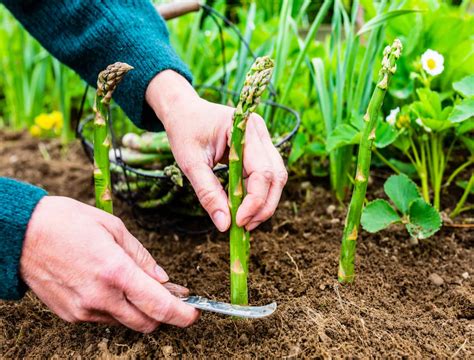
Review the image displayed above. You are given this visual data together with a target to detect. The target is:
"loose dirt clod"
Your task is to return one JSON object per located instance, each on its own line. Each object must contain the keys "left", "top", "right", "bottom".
{"left": 429, "top": 273, "right": 445, "bottom": 286}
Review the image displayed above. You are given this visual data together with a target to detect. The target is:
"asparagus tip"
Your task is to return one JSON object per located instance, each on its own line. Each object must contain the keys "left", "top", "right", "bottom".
{"left": 97, "top": 62, "right": 134, "bottom": 104}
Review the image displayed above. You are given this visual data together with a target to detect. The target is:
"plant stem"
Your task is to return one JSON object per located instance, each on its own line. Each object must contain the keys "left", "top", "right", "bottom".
{"left": 229, "top": 56, "right": 274, "bottom": 305}
{"left": 450, "top": 173, "right": 474, "bottom": 218}
{"left": 445, "top": 158, "right": 473, "bottom": 187}
{"left": 93, "top": 62, "right": 133, "bottom": 214}
{"left": 338, "top": 39, "right": 402, "bottom": 284}
{"left": 419, "top": 138, "right": 430, "bottom": 204}
{"left": 374, "top": 149, "right": 401, "bottom": 174}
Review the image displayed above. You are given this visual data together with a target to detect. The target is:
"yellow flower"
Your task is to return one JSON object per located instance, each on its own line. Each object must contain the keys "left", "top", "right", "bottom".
{"left": 34, "top": 113, "right": 55, "bottom": 130}
{"left": 396, "top": 114, "right": 410, "bottom": 129}
{"left": 50, "top": 111, "right": 64, "bottom": 130}
{"left": 33, "top": 111, "right": 64, "bottom": 131}
{"left": 29, "top": 124, "right": 42, "bottom": 137}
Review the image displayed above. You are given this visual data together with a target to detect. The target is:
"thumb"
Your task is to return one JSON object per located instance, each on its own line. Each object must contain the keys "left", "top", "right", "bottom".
{"left": 183, "top": 163, "right": 230, "bottom": 232}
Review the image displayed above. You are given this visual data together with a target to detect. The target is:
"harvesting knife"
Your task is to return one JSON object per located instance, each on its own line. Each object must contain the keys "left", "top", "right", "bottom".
{"left": 181, "top": 296, "right": 277, "bottom": 319}
{"left": 163, "top": 282, "right": 277, "bottom": 319}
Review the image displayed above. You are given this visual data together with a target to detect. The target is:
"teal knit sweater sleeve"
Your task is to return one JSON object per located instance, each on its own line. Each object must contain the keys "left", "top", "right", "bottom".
{"left": 0, "top": 178, "right": 47, "bottom": 300}
{"left": 1, "top": 0, "right": 192, "bottom": 131}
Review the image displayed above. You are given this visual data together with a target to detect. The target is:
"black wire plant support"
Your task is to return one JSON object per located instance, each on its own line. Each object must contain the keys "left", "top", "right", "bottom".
{"left": 77, "top": 4, "right": 300, "bottom": 234}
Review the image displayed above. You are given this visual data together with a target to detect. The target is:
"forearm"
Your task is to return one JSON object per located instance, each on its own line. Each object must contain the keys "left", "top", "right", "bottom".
{"left": 1, "top": 0, "right": 192, "bottom": 131}
{"left": 0, "top": 178, "right": 47, "bottom": 300}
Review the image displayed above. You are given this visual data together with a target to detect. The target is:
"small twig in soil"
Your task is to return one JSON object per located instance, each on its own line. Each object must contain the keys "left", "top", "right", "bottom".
{"left": 38, "top": 142, "right": 51, "bottom": 161}
{"left": 451, "top": 338, "right": 468, "bottom": 358}
{"left": 333, "top": 283, "right": 346, "bottom": 311}
{"left": 443, "top": 223, "right": 474, "bottom": 228}
{"left": 286, "top": 251, "right": 304, "bottom": 281}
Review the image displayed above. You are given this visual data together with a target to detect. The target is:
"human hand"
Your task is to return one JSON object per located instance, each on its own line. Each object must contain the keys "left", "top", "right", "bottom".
{"left": 21, "top": 196, "right": 200, "bottom": 333}
{"left": 146, "top": 70, "right": 287, "bottom": 232}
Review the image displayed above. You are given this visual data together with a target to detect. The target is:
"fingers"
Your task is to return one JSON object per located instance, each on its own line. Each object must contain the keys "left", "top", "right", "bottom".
{"left": 237, "top": 114, "right": 288, "bottom": 230}
{"left": 99, "top": 216, "right": 169, "bottom": 283}
{"left": 108, "top": 300, "right": 160, "bottom": 333}
{"left": 237, "top": 168, "right": 272, "bottom": 225}
{"left": 117, "top": 261, "right": 200, "bottom": 328}
{"left": 85, "top": 312, "right": 120, "bottom": 327}
{"left": 183, "top": 162, "right": 230, "bottom": 232}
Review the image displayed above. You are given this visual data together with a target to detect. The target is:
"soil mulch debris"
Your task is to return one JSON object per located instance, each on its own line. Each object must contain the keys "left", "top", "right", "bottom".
{"left": 0, "top": 130, "right": 473, "bottom": 358}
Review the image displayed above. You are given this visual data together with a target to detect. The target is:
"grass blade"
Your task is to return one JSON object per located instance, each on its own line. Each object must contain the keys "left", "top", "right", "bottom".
{"left": 357, "top": 9, "right": 422, "bottom": 36}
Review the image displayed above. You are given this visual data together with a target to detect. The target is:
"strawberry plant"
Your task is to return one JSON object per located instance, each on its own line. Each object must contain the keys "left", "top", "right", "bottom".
{"left": 361, "top": 174, "right": 442, "bottom": 244}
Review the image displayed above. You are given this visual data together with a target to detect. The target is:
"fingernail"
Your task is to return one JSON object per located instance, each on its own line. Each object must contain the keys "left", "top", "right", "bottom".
{"left": 212, "top": 210, "right": 228, "bottom": 232}
{"left": 163, "top": 282, "right": 190, "bottom": 298}
{"left": 246, "top": 221, "right": 259, "bottom": 231}
{"left": 154, "top": 265, "right": 169, "bottom": 283}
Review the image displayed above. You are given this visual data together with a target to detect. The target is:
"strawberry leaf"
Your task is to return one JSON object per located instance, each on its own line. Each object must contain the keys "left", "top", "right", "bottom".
{"left": 406, "top": 198, "right": 442, "bottom": 240}
{"left": 361, "top": 199, "right": 401, "bottom": 233}
{"left": 384, "top": 174, "right": 421, "bottom": 214}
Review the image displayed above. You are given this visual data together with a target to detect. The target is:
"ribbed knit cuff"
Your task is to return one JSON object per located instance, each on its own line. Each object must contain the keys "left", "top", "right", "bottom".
{"left": 0, "top": 178, "right": 47, "bottom": 300}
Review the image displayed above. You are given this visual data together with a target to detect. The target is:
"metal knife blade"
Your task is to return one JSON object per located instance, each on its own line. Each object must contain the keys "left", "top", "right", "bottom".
{"left": 181, "top": 296, "right": 277, "bottom": 319}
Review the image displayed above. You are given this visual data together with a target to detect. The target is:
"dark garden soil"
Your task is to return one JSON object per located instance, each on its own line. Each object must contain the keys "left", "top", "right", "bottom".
{"left": 0, "top": 130, "right": 473, "bottom": 358}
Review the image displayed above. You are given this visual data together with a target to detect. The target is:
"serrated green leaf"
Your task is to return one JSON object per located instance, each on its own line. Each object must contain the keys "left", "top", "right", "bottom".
{"left": 453, "top": 74, "right": 474, "bottom": 98}
{"left": 406, "top": 198, "right": 442, "bottom": 240}
{"left": 416, "top": 88, "right": 442, "bottom": 118}
{"left": 375, "top": 121, "right": 400, "bottom": 148}
{"left": 361, "top": 199, "right": 401, "bottom": 233}
{"left": 384, "top": 174, "right": 421, "bottom": 214}
{"left": 449, "top": 98, "right": 474, "bottom": 123}
{"left": 393, "top": 134, "right": 410, "bottom": 153}
{"left": 389, "top": 159, "right": 418, "bottom": 177}
{"left": 456, "top": 118, "right": 474, "bottom": 136}
{"left": 326, "top": 124, "right": 361, "bottom": 152}
{"left": 357, "top": 9, "right": 422, "bottom": 36}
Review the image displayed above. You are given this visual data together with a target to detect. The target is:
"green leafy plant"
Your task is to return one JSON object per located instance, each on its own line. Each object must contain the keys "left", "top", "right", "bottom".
{"left": 361, "top": 174, "right": 442, "bottom": 242}
{"left": 372, "top": 72, "right": 474, "bottom": 214}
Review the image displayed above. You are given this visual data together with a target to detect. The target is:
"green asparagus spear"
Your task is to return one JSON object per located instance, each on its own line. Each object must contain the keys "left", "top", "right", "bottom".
{"left": 229, "top": 56, "right": 274, "bottom": 305}
{"left": 110, "top": 163, "right": 166, "bottom": 178}
{"left": 109, "top": 147, "right": 172, "bottom": 166}
{"left": 122, "top": 132, "right": 171, "bottom": 154}
{"left": 93, "top": 62, "right": 133, "bottom": 213}
{"left": 338, "top": 39, "right": 403, "bottom": 283}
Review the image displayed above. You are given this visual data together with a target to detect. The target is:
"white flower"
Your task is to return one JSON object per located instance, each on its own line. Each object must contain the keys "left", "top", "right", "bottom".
{"left": 415, "top": 118, "right": 432, "bottom": 133}
{"left": 386, "top": 107, "right": 400, "bottom": 126}
{"left": 421, "top": 49, "right": 444, "bottom": 76}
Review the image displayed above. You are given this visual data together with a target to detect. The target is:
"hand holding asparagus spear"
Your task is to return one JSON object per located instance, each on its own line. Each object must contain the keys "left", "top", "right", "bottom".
{"left": 229, "top": 56, "right": 274, "bottom": 305}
